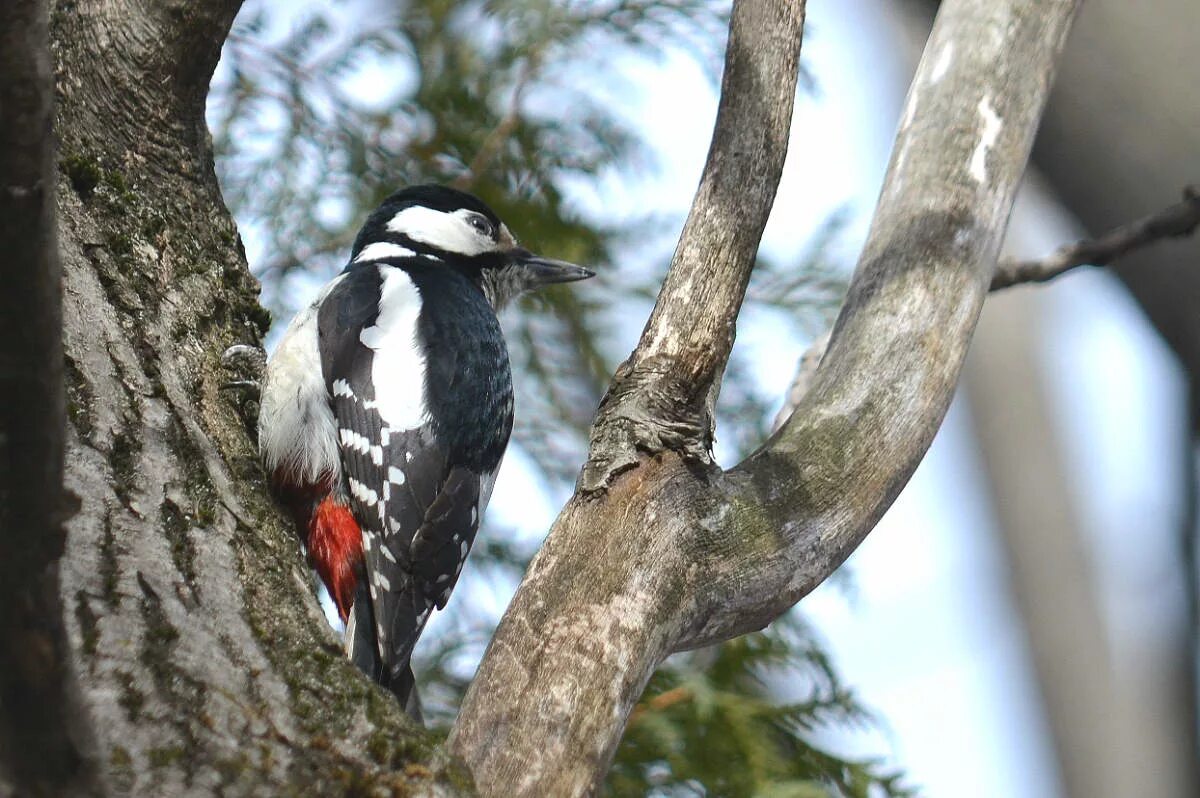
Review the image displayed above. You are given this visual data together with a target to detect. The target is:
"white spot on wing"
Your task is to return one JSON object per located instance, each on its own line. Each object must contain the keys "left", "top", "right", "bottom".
{"left": 359, "top": 267, "right": 428, "bottom": 430}
{"left": 349, "top": 477, "right": 379, "bottom": 505}
{"left": 339, "top": 428, "right": 371, "bottom": 454}
{"left": 969, "top": 96, "right": 1002, "bottom": 183}
{"left": 388, "top": 466, "right": 406, "bottom": 486}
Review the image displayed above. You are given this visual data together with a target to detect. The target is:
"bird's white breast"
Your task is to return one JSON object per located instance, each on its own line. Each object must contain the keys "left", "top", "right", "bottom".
{"left": 259, "top": 275, "right": 345, "bottom": 485}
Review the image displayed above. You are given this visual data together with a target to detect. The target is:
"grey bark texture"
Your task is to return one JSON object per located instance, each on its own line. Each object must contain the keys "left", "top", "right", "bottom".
{"left": 45, "top": 1, "right": 467, "bottom": 794}
{"left": 448, "top": 0, "right": 1080, "bottom": 794}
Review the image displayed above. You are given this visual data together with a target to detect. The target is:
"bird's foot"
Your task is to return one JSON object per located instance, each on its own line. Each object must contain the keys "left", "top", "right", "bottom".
{"left": 221, "top": 343, "right": 267, "bottom": 433}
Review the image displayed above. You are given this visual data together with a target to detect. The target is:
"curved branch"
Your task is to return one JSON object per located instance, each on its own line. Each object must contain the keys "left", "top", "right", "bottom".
{"left": 688, "top": 0, "right": 1081, "bottom": 647}
{"left": 579, "top": 0, "right": 806, "bottom": 492}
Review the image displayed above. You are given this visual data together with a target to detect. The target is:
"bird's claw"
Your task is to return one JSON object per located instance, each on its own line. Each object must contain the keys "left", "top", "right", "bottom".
{"left": 220, "top": 379, "right": 261, "bottom": 395}
{"left": 222, "top": 343, "right": 267, "bottom": 377}
{"left": 221, "top": 343, "right": 266, "bottom": 434}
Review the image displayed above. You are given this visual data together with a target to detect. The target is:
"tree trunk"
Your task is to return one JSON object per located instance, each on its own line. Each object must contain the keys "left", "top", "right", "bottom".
{"left": 0, "top": 1, "right": 97, "bottom": 794}
{"left": 45, "top": 2, "right": 465, "bottom": 794}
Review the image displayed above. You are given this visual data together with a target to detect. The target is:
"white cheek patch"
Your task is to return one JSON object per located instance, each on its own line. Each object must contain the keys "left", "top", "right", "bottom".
{"left": 358, "top": 266, "right": 428, "bottom": 430}
{"left": 386, "top": 206, "right": 496, "bottom": 256}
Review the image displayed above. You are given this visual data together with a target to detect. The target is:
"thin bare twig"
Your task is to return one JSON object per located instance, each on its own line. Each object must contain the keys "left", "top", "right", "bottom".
{"left": 991, "top": 184, "right": 1200, "bottom": 289}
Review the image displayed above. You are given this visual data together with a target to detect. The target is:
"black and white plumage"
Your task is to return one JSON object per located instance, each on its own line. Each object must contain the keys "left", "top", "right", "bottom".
{"left": 258, "top": 185, "right": 593, "bottom": 713}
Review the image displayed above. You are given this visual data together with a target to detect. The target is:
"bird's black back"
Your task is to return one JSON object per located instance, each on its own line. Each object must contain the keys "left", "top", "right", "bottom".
{"left": 317, "top": 257, "right": 514, "bottom": 709}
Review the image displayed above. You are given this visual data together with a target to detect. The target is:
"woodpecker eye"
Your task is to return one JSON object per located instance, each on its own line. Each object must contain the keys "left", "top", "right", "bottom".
{"left": 467, "top": 214, "right": 494, "bottom": 238}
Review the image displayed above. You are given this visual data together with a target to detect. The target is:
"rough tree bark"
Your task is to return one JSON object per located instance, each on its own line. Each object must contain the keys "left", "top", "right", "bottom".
{"left": 449, "top": 0, "right": 1080, "bottom": 794}
{"left": 11, "top": 0, "right": 1084, "bottom": 794}
{"left": 45, "top": 1, "right": 465, "bottom": 794}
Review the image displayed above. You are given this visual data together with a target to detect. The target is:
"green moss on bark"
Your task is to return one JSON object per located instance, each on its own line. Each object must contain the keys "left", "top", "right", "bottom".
{"left": 115, "top": 669, "right": 145, "bottom": 722}
{"left": 63, "top": 355, "right": 95, "bottom": 441}
{"left": 99, "top": 510, "right": 120, "bottom": 608}
{"left": 74, "top": 590, "right": 99, "bottom": 662}
{"left": 62, "top": 152, "right": 102, "bottom": 197}
{"left": 159, "top": 498, "right": 198, "bottom": 589}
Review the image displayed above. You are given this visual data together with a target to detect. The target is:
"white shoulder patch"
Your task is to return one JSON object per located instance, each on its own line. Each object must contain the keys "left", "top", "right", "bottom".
{"left": 358, "top": 266, "right": 428, "bottom": 430}
{"left": 354, "top": 242, "right": 418, "bottom": 262}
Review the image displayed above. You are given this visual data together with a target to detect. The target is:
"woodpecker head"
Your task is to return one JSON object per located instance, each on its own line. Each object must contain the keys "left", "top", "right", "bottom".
{"left": 349, "top": 185, "right": 594, "bottom": 308}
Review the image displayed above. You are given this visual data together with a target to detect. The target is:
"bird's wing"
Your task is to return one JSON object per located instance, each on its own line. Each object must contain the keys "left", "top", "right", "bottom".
{"left": 317, "top": 264, "right": 484, "bottom": 694}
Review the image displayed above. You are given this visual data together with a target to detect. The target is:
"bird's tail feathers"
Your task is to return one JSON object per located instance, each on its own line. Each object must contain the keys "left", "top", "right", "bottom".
{"left": 345, "top": 579, "right": 431, "bottom": 720}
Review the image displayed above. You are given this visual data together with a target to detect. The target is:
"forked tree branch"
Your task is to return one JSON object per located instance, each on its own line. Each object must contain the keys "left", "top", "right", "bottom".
{"left": 452, "top": 0, "right": 807, "bottom": 792}
{"left": 692, "top": 0, "right": 1081, "bottom": 646}
{"left": 775, "top": 184, "right": 1200, "bottom": 429}
{"left": 452, "top": 0, "right": 1079, "bottom": 794}
{"left": 578, "top": 0, "right": 807, "bottom": 492}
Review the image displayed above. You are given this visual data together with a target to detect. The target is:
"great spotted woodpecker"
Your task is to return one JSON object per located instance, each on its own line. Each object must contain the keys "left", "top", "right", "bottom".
{"left": 258, "top": 185, "right": 593, "bottom": 712}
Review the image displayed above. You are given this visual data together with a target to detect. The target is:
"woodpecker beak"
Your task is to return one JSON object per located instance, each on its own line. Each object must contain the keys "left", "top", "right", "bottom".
{"left": 513, "top": 250, "right": 595, "bottom": 287}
